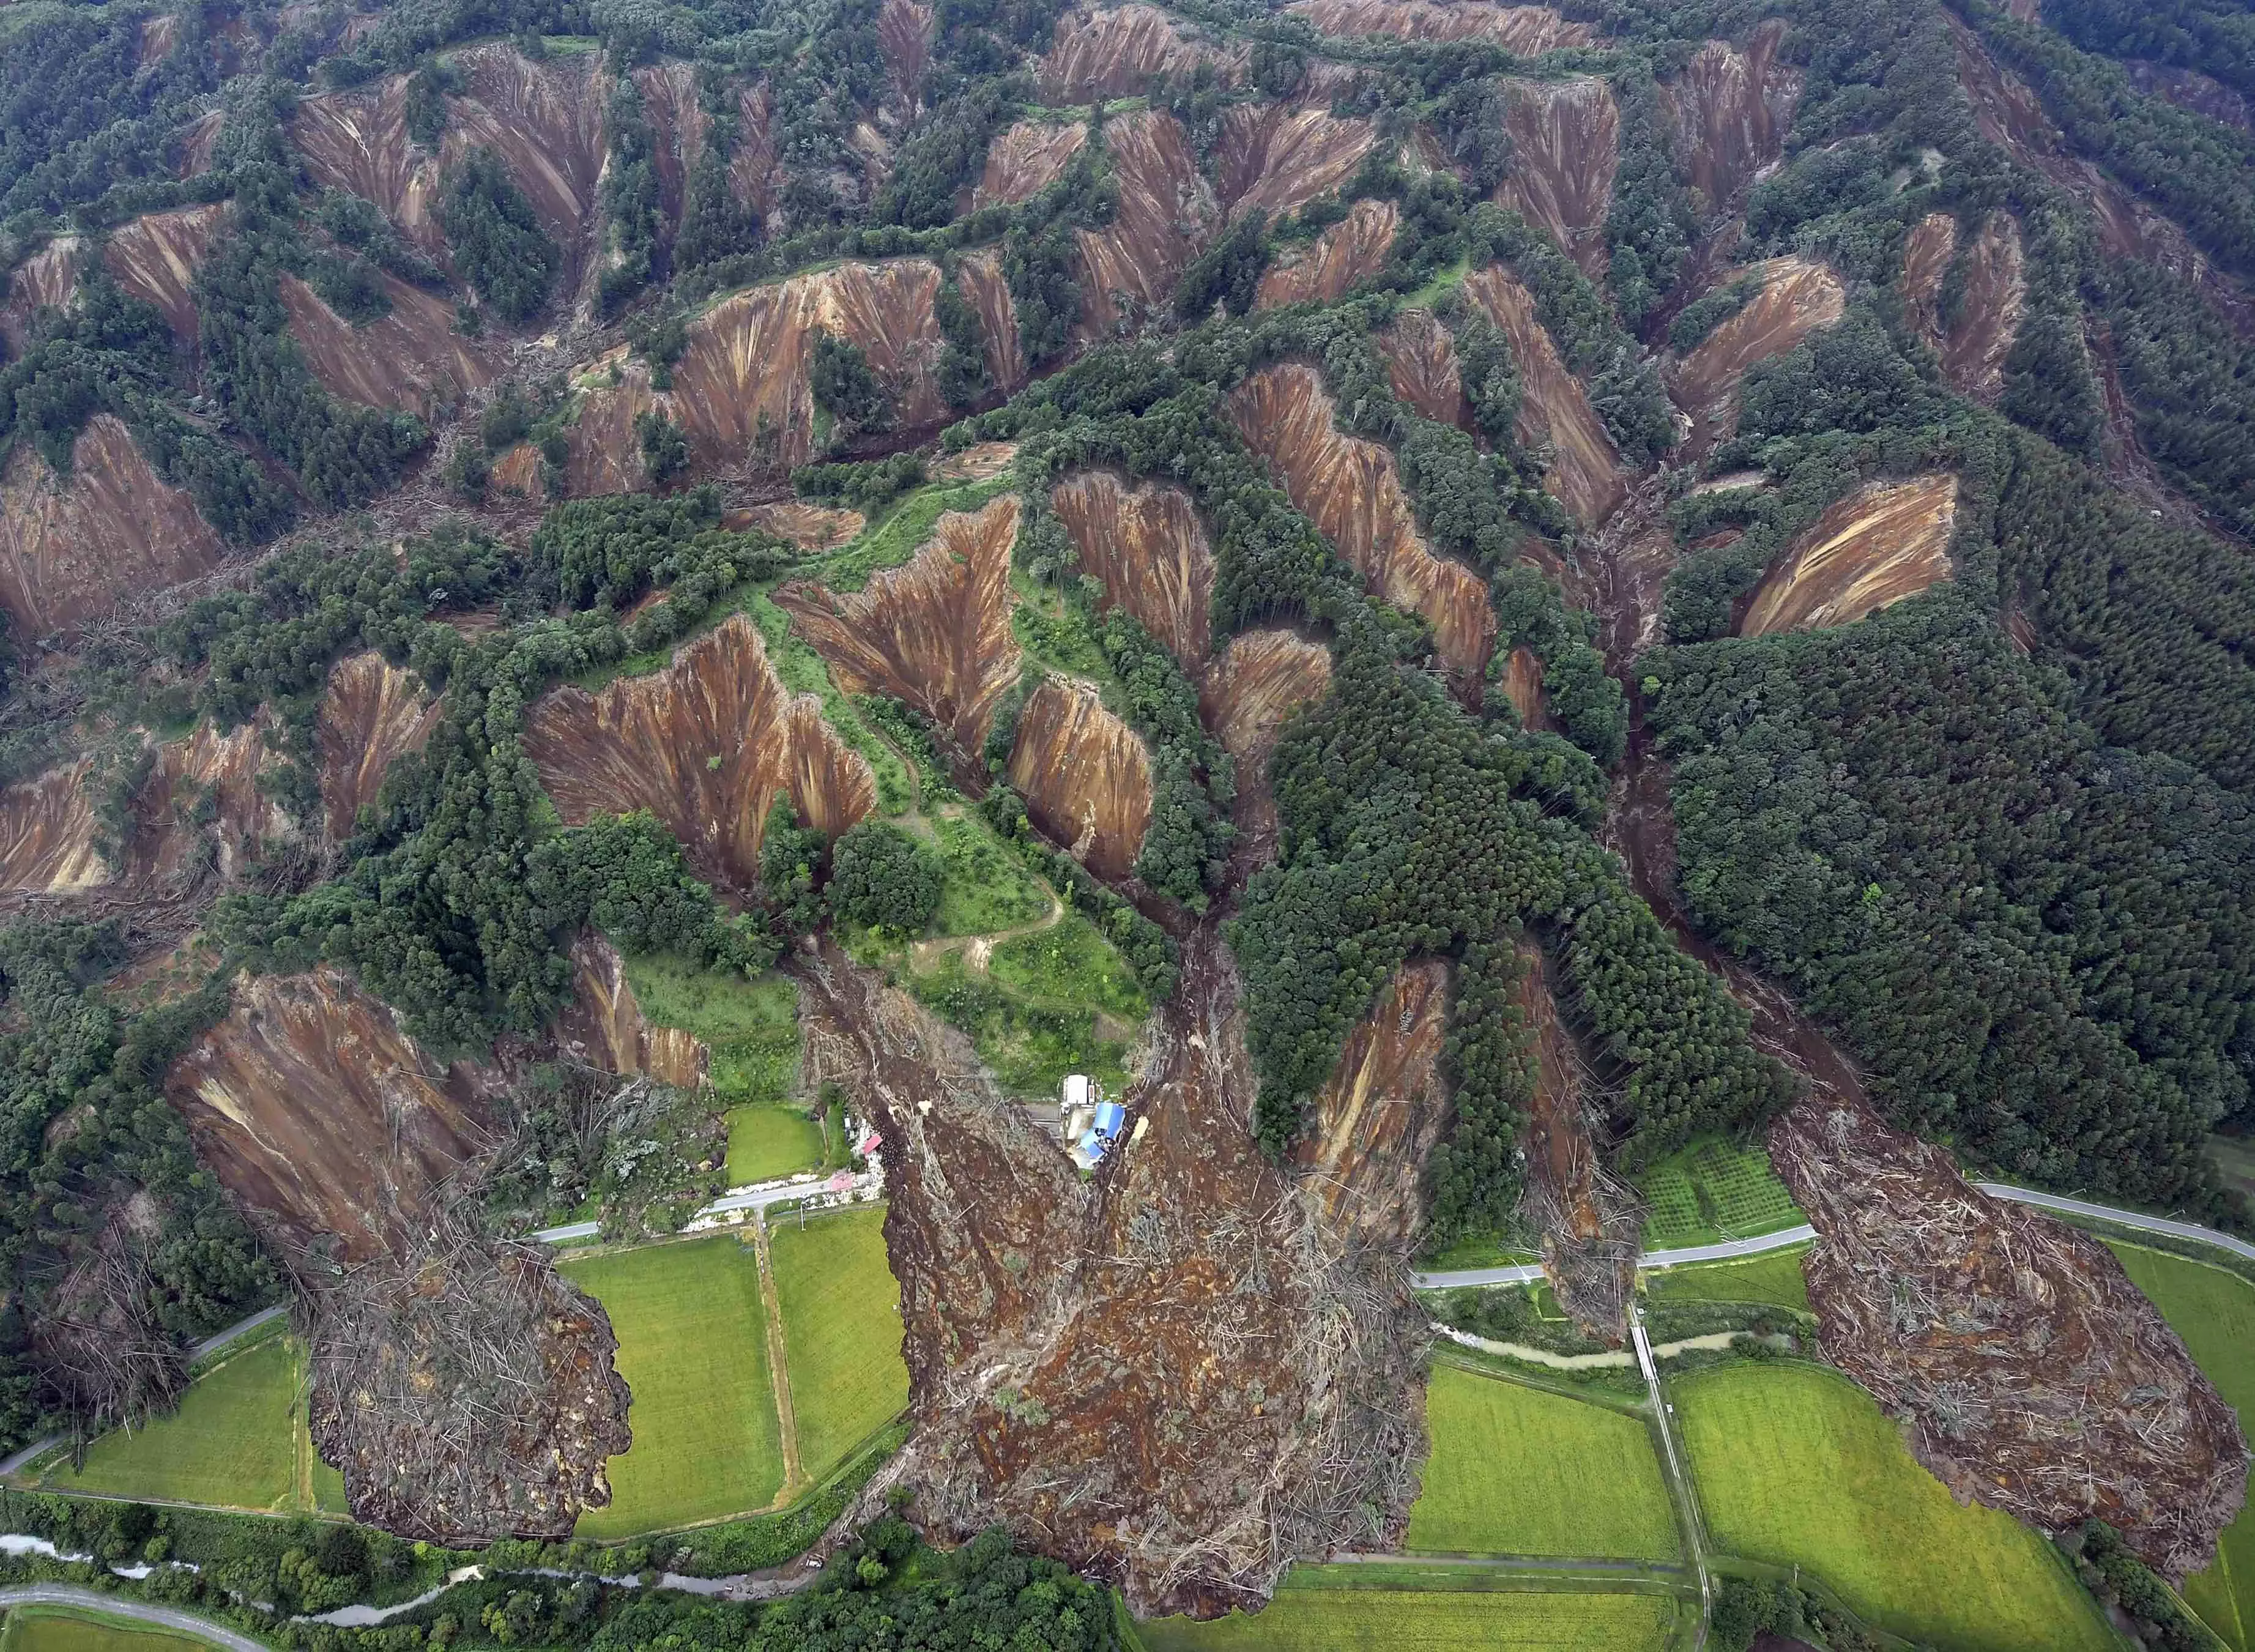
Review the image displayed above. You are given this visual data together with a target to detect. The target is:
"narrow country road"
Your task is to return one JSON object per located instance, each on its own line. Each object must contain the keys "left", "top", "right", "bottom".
{"left": 0, "top": 1584, "right": 264, "bottom": 1652}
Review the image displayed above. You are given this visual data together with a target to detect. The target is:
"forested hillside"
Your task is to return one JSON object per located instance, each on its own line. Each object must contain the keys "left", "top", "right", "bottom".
{"left": 0, "top": 0, "right": 2246, "bottom": 1620}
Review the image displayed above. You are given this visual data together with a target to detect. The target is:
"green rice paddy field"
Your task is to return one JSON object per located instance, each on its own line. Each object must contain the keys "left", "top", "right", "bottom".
{"left": 770, "top": 1205, "right": 910, "bottom": 1484}
{"left": 1137, "top": 1569, "right": 1682, "bottom": 1651}
{"left": 2108, "top": 1242, "right": 2255, "bottom": 1650}
{"left": 0, "top": 1607, "right": 212, "bottom": 1652}
{"left": 1675, "top": 1362, "right": 2115, "bottom": 1652}
{"left": 1406, "top": 1366, "right": 1676, "bottom": 1561}
{"left": 1643, "top": 1246, "right": 1812, "bottom": 1312}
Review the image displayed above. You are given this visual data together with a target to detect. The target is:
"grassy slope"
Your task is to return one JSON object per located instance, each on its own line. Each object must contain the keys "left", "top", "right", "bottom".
{"left": 562, "top": 1236, "right": 784, "bottom": 1538}
{"left": 40, "top": 1334, "right": 302, "bottom": 1511}
{"left": 0, "top": 1607, "right": 212, "bottom": 1652}
{"left": 1139, "top": 1571, "right": 1679, "bottom": 1650}
{"left": 932, "top": 813, "right": 1050, "bottom": 937}
{"left": 622, "top": 956, "right": 800, "bottom": 1103}
{"left": 1406, "top": 1366, "right": 1677, "bottom": 1561}
{"left": 1635, "top": 1136, "right": 1805, "bottom": 1249}
{"left": 1643, "top": 1248, "right": 1812, "bottom": 1313}
{"left": 2109, "top": 1241, "right": 2255, "bottom": 1650}
{"left": 1675, "top": 1363, "right": 2115, "bottom": 1652}
{"left": 768, "top": 1207, "right": 908, "bottom": 1483}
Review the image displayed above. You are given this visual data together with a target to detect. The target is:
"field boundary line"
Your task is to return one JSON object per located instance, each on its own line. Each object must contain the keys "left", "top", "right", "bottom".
{"left": 752, "top": 1216, "right": 804, "bottom": 1497}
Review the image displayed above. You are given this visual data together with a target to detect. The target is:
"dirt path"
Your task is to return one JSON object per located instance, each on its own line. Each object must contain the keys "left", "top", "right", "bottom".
{"left": 751, "top": 1218, "right": 804, "bottom": 1497}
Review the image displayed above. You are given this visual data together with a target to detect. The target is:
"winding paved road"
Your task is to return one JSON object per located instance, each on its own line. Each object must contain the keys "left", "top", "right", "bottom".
{"left": 0, "top": 1584, "right": 263, "bottom": 1652}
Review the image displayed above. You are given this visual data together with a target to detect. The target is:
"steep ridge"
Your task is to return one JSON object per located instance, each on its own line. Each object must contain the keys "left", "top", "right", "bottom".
{"left": 554, "top": 931, "right": 710, "bottom": 1089}
{"left": 1254, "top": 198, "right": 1399, "bottom": 309}
{"left": 1049, "top": 472, "right": 1215, "bottom": 666}
{"left": 1378, "top": 307, "right": 1467, "bottom": 424}
{"left": 1004, "top": 674, "right": 1153, "bottom": 879}
{"left": 1296, "top": 961, "right": 1450, "bottom": 1250}
{"left": 523, "top": 612, "right": 877, "bottom": 899}
{"left": 955, "top": 248, "right": 1026, "bottom": 390}
{"left": 291, "top": 76, "right": 447, "bottom": 253}
{"left": 1739, "top": 474, "right": 1959, "bottom": 637}
{"left": 1229, "top": 362, "right": 1495, "bottom": 701}
{"left": 164, "top": 967, "right": 497, "bottom": 1264}
{"left": 1671, "top": 256, "right": 1847, "bottom": 456}
{"left": 104, "top": 204, "right": 227, "bottom": 342}
{"left": 1464, "top": 266, "right": 1627, "bottom": 528}
{"left": 1285, "top": 0, "right": 1589, "bottom": 52}
{"left": 1214, "top": 105, "right": 1375, "bottom": 223}
{"left": 0, "top": 761, "right": 105, "bottom": 894}
{"left": 775, "top": 495, "right": 1022, "bottom": 775}
{"left": 1496, "top": 77, "right": 1619, "bottom": 279}
{"left": 1901, "top": 213, "right": 2025, "bottom": 404}
{"left": 1772, "top": 1094, "right": 2247, "bottom": 1580}
{"left": 879, "top": 0, "right": 937, "bottom": 113}
{"left": 1197, "top": 628, "right": 1332, "bottom": 846}
{"left": 1662, "top": 21, "right": 1802, "bottom": 217}
{"left": 0, "top": 414, "right": 225, "bottom": 636}
{"left": 444, "top": 45, "right": 609, "bottom": 255}
{"left": 804, "top": 929, "right": 1422, "bottom": 1615}
{"left": 970, "top": 121, "right": 1087, "bottom": 210}
{"left": 1038, "top": 4, "right": 1239, "bottom": 103}
{"left": 316, "top": 652, "right": 444, "bottom": 844}
{"left": 567, "top": 259, "right": 950, "bottom": 485}
{"left": 1076, "top": 110, "right": 1213, "bottom": 335}
{"left": 633, "top": 60, "right": 708, "bottom": 251}
{"left": 280, "top": 271, "right": 495, "bottom": 417}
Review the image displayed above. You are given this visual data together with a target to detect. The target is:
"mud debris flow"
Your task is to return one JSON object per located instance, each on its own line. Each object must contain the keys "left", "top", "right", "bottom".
{"left": 1254, "top": 199, "right": 1400, "bottom": 311}
{"left": 280, "top": 272, "right": 496, "bottom": 418}
{"left": 1296, "top": 962, "right": 1450, "bottom": 1250}
{"left": 1465, "top": 266, "right": 1627, "bottom": 529}
{"left": 1215, "top": 105, "right": 1375, "bottom": 223}
{"left": 1049, "top": 472, "right": 1216, "bottom": 666}
{"left": 524, "top": 612, "right": 878, "bottom": 899}
{"left": 1661, "top": 21, "right": 1802, "bottom": 216}
{"left": 1285, "top": 0, "right": 1589, "bottom": 52}
{"left": 971, "top": 121, "right": 1087, "bottom": 211}
{"left": 1901, "top": 212, "right": 2026, "bottom": 405}
{"left": 0, "top": 761, "right": 105, "bottom": 895}
{"left": 1075, "top": 111, "right": 1212, "bottom": 336}
{"left": 1738, "top": 475, "right": 1960, "bottom": 637}
{"left": 1038, "top": 4, "right": 1239, "bottom": 103}
{"left": 1377, "top": 308, "right": 1468, "bottom": 425}
{"left": 1196, "top": 628, "right": 1333, "bottom": 848}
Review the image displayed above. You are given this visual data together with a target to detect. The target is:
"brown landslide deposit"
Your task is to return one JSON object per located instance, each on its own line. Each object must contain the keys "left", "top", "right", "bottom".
{"left": 1901, "top": 212, "right": 2026, "bottom": 404}
{"left": 1049, "top": 472, "right": 1215, "bottom": 665}
{"left": 1496, "top": 78, "right": 1619, "bottom": 280}
{"left": 1004, "top": 676, "right": 1153, "bottom": 880}
{"left": 316, "top": 652, "right": 444, "bottom": 844}
{"left": 1738, "top": 474, "right": 1959, "bottom": 636}
{"left": 1465, "top": 266, "right": 1627, "bottom": 529}
{"left": 1671, "top": 257, "right": 1847, "bottom": 456}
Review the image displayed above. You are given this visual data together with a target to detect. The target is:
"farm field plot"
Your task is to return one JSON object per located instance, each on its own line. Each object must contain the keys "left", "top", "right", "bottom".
{"left": 561, "top": 1235, "right": 784, "bottom": 1538}
{"left": 1636, "top": 1136, "right": 1804, "bottom": 1248}
{"left": 624, "top": 957, "right": 800, "bottom": 1103}
{"left": 0, "top": 1606, "right": 212, "bottom": 1652}
{"left": 34, "top": 1330, "right": 315, "bottom": 1513}
{"left": 725, "top": 1104, "right": 827, "bottom": 1186}
{"left": 1406, "top": 1365, "right": 1677, "bottom": 1560}
{"left": 1139, "top": 1569, "right": 1681, "bottom": 1650}
{"left": 2109, "top": 1242, "right": 2255, "bottom": 1650}
{"left": 769, "top": 1207, "right": 908, "bottom": 1484}
{"left": 1675, "top": 1363, "right": 2114, "bottom": 1652}
{"left": 1643, "top": 1247, "right": 1811, "bottom": 1312}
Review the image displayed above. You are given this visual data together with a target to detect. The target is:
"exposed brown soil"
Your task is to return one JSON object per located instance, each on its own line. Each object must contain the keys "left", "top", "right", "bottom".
{"left": 1215, "top": 105, "right": 1375, "bottom": 224}
{"left": 523, "top": 612, "right": 878, "bottom": 900}
{"left": 1197, "top": 627, "right": 1332, "bottom": 848}
{"left": 174, "top": 110, "right": 225, "bottom": 180}
{"left": 554, "top": 931, "right": 710, "bottom": 1088}
{"left": 1076, "top": 110, "right": 1213, "bottom": 336}
{"left": 730, "top": 83, "right": 784, "bottom": 221}
{"left": 1901, "top": 212, "right": 2024, "bottom": 404}
{"left": 1771, "top": 1095, "right": 2249, "bottom": 1579}
{"left": 1005, "top": 675, "right": 1153, "bottom": 879}
{"left": 291, "top": 77, "right": 448, "bottom": 255}
{"left": 1038, "top": 4, "right": 1240, "bottom": 103}
{"left": 932, "top": 440, "right": 1021, "bottom": 483}
{"left": 971, "top": 121, "right": 1088, "bottom": 210}
{"left": 1670, "top": 256, "right": 1846, "bottom": 456}
{"left": 1254, "top": 199, "right": 1399, "bottom": 310}
{"left": 1228, "top": 362, "right": 1495, "bottom": 702}
{"left": 730, "top": 500, "right": 865, "bottom": 549}
{"left": 1739, "top": 474, "right": 1958, "bottom": 636}
{"left": 127, "top": 720, "right": 291, "bottom": 890}
{"left": 0, "top": 760, "right": 105, "bottom": 893}
{"left": 1515, "top": 942, "right": 1636, "bottom": 1341}
{"left": 445, "top": 45, "right": 609, "bottom": 256}
{"left": 633, "top": 60, "right": 708, "bottom": 253}
{"left": 281, "top": 271, "right": 496, "bottom": 417}
{"left": 567, "top": 259, "right": 951, "bottom": 485}
{"left": 316, "top": 652, "right": 443, "bottom": 844}
{"left": 0, "top": 414, "right": 225, "bottom": 636}
{"left": 775, "top": 494, "right": 1022, "bottom": 776}
{"left": 1496, "top": 77, "right": 1619, "bottom": 280}
{"left": 165, "top": 966, "right": 493, "bottom": 1261}
{"left": 1465, "top": 266, "right": 1627, "bottom": 529}
{"left": 1662, "top": 21, "right": 1802, "bottom": 217}
{"left": 1295, "top": 961, "right": 1450, "bottom": 1251}
{"left": 1, "top": 237, "right": 87, "bottom": 351}
{"left": 1496, "top": 644, "right": 1547, "bottom": 727}
{"left": 105, "top": 204, "right": 226, "bottom": 343}
{"left": 2124, "top": 59, "right": 2251, "bottom": 135}
{"left": 954, "top": 248, "right": 1027, "bottom": 390}
{"left": 1285, "top": 0, "right": 1589, "bottom": 52}
{"left": 803, "top": 928, "right": 1424, "bottom": 1615}
{"left": 1049, "top": 472, "right": 1215, "bottom": 666}
{"left": 879, "top": 0, "right": 937, "bottom": 113}
{"left": 1378, "top": 308, "right": 1468, "bottom": 425}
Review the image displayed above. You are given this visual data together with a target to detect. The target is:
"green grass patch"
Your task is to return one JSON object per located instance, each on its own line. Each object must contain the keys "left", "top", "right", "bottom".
{"left": 905, "top": 948, "right": 1132, "bottom": 1098}
{"left": 1635, "top": 1135, "right": 1804, "bottom": 1249}
{"left": 1138, "top": 1575, "right": 1681, "bottom": 1650}
{"left": 1407, "top": 1366, "right": 1677, "bottom": 1560}
{"left": 40, "top": 1334, "right": 306, "bottom": 1512}
{"left": 1399, "top": 253, "right": 1471, "bottom": 310}
{"left": 988, "top": 912, "right": 1146, "bottom": 1021}
{"left": 0, "top": 1605, "right": 217, "bottom": 1652}
{"left": 1419, "top": 1233, "right": 1541, "bottom": 1270}
{"left": 562, "top": 1235, "right": 784, "bottom": 1538}
{"left": 1009, "top": 574, "right": 1123, "bottom": 701}
{"left": 768, "top": 1207, "right": 908, "bottom": 1485}
{"left": 815, "top": 477, "right": 1016, "bottom": 592}
{"left": 746, "top": 591, "right": 913, "bottom": 814}
{"left": 1643, "top": 1247, "right": 1811, "bottom": 1313}
{"left": 1675, "top": 1362, "right": 2115, "bottom": 1652}
{"left": 2111, "top": 1241, "right": 2255, "bottom": 1650}
{"left": 623, "top": 956, "right": 800, "bottom": 1103}
{"left": 933, "top": 813, "right": 1052, "bottom": 937}
{"left": 726, "top": 1104, "right": 828, "bottom": 1186}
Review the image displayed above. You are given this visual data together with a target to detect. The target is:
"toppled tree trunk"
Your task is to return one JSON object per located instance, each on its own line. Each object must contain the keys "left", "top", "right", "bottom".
{"left": 30, "top": 1201, "right": 190, "bottom": 1453}
{"left": 1771, "top": 1093, "right": 2248, "bottom": 1579}
{"left": 797, "top": 929, "right": 1427, "bottom": 1618}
